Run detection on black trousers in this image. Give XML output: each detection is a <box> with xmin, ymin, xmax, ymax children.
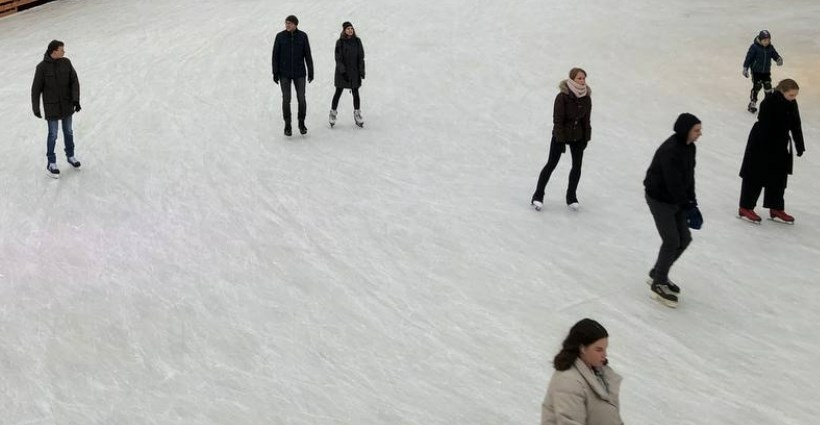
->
<box><xmin>646</xmin><ymin>195</ymin><xmax>692</xmax><ymax>284</ymax></box>
<box><xmin>750</xmin><ymin>72</ymin><xmax>772</xmax><ymax>103</ymax></box>
<box><xmin>331</xmin><ymin>87</ymin><xmax>360</xmax><ymax>110</ymax></box>
<box><xmin>280</xmin><ymin>76</ymin><xmax>307</xmax><ymax>124</ymax></box>
<box><xmin>532</xmin><ymin>137</ymin><xmax>587</xmax><ymax>204</ymax></box>
<box><xmin>740</xmin><ymin>175</ymin><xmax>786</xmax><ymax>210</ymax></box>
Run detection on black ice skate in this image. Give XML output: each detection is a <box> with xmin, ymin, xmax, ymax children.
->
<box><xmin>354</xmin><ymin>110</ymin><xmax>364</xmax><ymax>128</ymax></box>
<box><xmin>284</xmin><ymin>123</ymin><xmax>292</xmax><ymax>137</ymax></box>
<box><xmin>299</xmin><ymin>121</ymin><xmax>308</xmax><ymax>135</ymax></box>
<box><xmin>67</xmin><ymin>156</ymin><xmax>81</xmax><ymax>168</ymax></box>
<box><xmin>747</xmin><ymin>101</ymin><xmax>757</xmax><ymax>113</ymax></box>
<box><xmin>650</xmin><ymin>282</ymin><xmax>679</xmax><ymax>308</ymax></box>
<box><xmin>46</xmin><ymin>163</ymin><xmax>60</xmax><ymax>179</ymax></box>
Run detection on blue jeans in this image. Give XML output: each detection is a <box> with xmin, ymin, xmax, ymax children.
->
<box><xmin>47</xmin><ymin>114</ymin><xmax>75</xmax><ymax>163</ymax></box>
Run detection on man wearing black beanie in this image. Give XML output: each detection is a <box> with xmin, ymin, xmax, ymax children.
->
<box><xmin>642</xmin><ymin>113</ymin><xmax>703</xmax><ymax>308</ymax></box>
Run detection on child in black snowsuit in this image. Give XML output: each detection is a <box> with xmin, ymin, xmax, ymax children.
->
<box><xmin>743</xmin><ymin>30</ymin><xmax>783</xmax><ymax>113</ymax></box>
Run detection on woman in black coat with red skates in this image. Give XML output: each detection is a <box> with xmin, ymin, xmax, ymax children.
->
<box><xmin>738</xmin><ymin>78</ymin><xmax>805</xmax><ymax>224</ymax></box>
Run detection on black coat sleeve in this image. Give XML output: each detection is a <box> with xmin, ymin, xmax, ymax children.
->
<box><xmin>31</xmin><ymin>64</ymin><xmax>44</xmax><ymax>114</ymax></box>
<box><xmin>552</xmin><ymin>94</ymin><xmax>566</xmax><ymax>142</ymax></box>
<box><xmin>792</xmin><ymin>101</ymin><xmax>805</xmax><ymax>155</ymax></box>
<box><xmin>583</xmin><ymin>97</ymin><xmax>591</xmax><ymax>142</ymax></box>
<box><xmin>358</xmin><ymin>39</ymin><xmax>365</xmax><ymax>78</ymax></box>
<box><xmin>304</xmin><ymin>34</ymin><xmax>314</xmax><ymax>80</ymax></box>
<box><xmin>660</xmin><ymin>149</ymin><xmax>689</xmax><ymax>206</ymax></box>
<box><xmin>271</xmin><ymin>34</ymin><xmax>280</xmax><ymax>75</ymax></box>
<box><xmin>69</xmin><ymin>61</ymin><xmax>80</xmax><ymax>103</ymax></box>
<box><xmin>334</xmin><ymin>39</ymin><xmax>345</xmax><ymax>75</ymax></box>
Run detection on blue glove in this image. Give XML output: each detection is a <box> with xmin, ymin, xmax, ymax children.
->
<box><xmin>686</xmin><ymin>205</ymin><xmax>703</xmax><ymax>230</ymax></box>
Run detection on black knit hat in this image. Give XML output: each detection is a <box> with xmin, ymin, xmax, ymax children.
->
<box><xmin>342</xmin><ymin>21</ymin><xmax>353</xmax><ymax>29</ymax></box>
<box><xmin>673</xmin><ymin>113</ymin><xmax>702</xmax><ymax>138</ymax></box>
<box><xmin>286</xmin><ymin>15</ymin><xmax>299</xmax><ymax>26</ymax></box>
<box><xmin>758</xmin><ymin>30</ymin><xmax>771</xmax><ymax>40</ymax></box>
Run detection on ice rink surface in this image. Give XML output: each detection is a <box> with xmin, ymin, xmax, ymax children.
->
<box><xmin>1</xmin><ymin>1</ymin><xmax>819</xmax><ymax>423</ymax></box>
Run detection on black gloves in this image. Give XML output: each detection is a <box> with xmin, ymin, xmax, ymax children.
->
<box><xmin>360</xmin><ymin>73</ymin><xmax>365</xmax><ymax>80</ymax></box>
<box><xmin>73</xmin><ymin>102</ymin><xmax>81</xmax><ymax>113</ymax></box>
<box><xmin>308</xmin><ymin>76</ymin><xmax>314</xmax><ymax>83</ymax></box>
<box><xmin>273</xmin><ymin>74</ymin><xmax>279</xmax><ymax>84</ymax></box>
<box><xmin>33</xmin><ymin>110</ymin><xmax>42</xmax><ymax>118</ymax></box>
<box><xmin>797</xmin><ymin>149</ymin><xmax>804</xmax><ymax>157</ymax></box>
<box><xmin>685</xmin><ymin>202</ymin><xmax>703</xmax><ymax>230</ymax></box>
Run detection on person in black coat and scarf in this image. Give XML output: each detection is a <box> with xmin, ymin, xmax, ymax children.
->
<box><xmin>643</xmin><ymin>113</ymin><xmax>703</xmax><ymax>308</ymax></box>
<box><xmin>329</xmin><ymin>21</ymin><xmax>365</xmax><ymax>128</ymax></box>
<box><xmin>272</xmin><ymin>15</ymin><xmax>314</xmax><ymax>136</ymax></box>
<box><xmin>738</xmin><ymin>78</ymin><xmax>805</xmax><ymax>224</ymax></box>
<box><xmin>531</xmin><ymin>68</ymin><xmax>592</xmax><ymax>211</ymax></box>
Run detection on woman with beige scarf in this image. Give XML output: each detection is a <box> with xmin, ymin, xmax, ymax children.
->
<box><xmin>541</xmin><ymin>318</ymin><xmax>624</xmax><ymax>425</ymax></box>
<box><xmin>531</xmin><ymin>68</ymin><xmax>592</xmax><ymax>211</ymax></box>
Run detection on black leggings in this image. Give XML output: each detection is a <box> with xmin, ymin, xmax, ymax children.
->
<box><xmin>332</xmin><ymin>87</ymin><xmax>360</xmax><ymax>110</ymax></box>
<box><xmin>532</xmin><ymin>137</ymin><xmax>587</xmax><ymax>204</ymax></box>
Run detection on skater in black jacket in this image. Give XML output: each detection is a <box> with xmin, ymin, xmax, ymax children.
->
<box><xmin>643</xmin><ymin>113</ymin><xmax>703</xmax><ymax>308</ymax></box>
<box><xmin>738</xmin><ymin>79</ymin><xmax>804</xmax><ymax>224</ymax></box>
<box><xmin>329</xmin><ymin>21</ymin><xmax>365</xmax><ymax>128</ymax></box>
<box><xmin>31</xmin><ymin>40</ymin><xmax>82</xmax><ymax>178</ymax></box>
<box><xmin>531</xmin><ymin>68</ymin><xmax>592</xmax><ymax>211</ymax></box>
<box><xmin>272</xmin><ymin>15</ymin><xmax>314</xmax><ymax>136</ymax></box>
<box><xmin>743</xmin><ymin>30</ymin><xmax>783</xmax><ymax>113</ymax></box>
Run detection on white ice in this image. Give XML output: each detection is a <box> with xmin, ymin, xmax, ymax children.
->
<box><xmin>1</xmin><ymin>0</ymin><xmax>819</xmax><ymax>424</ymax></box>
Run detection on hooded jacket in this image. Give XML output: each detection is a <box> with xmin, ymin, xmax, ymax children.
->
<box><xmin>644</xmin><ymin>114</ymin><xmax>699</xmax><ymax>206</ymax></box>
<box><xmin>31</xmin><ymin>53</ymin><xmax>80</xmax><ymax>120</ymax></box>
<box><xmin>334</xmin><ymin>36</ymin><xmax>365</xmax><ymax>89</ymax></box>
<box><xmin>743</xmin><ymin>37</ymin><xmax>781</xmax><ymax>74</ymax></box>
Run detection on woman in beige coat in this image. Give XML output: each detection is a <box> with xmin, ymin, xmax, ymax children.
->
<box><xmin>541</xmin><ymin>318</ymin><xmax>624</xmax><ymax>425</ymax></box>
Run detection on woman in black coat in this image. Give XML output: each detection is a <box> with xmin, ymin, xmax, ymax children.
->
<box><xmin>738</xmin><ymin>78</ymin><xmax>805</xmax><ymax>224</ymax></box>
<box><xmin>531</xmin><ymin>68</ymin><xmax>592</xmax><ymax>211</ymax></box>
<box><xmin>329</xmin><ymin>21</ymin><xmax>365</xmax><ymax>128</ymax></box>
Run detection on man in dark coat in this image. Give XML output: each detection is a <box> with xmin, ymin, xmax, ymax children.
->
<box><xmin>643</xmin><ymin>113</ymin><xmax>703</xmax><ymax>307</ymax></box>
<box><xmin>742</xmin><ymin>30</ymin><xmax>782</xmax><ymax>113</ymax></box>
<box><xmin>31</xmin><ymin>39</ymin><xmax>82</xmax><ymax>177</ymax></box>
<box><xmin>272</xmin><ymin>15</ymin><xmax>314</xmax><ymax>136</ymax></box>
<box><xmin>738</xmin><ymin>79</ymin><xmax>804</xmax><ymax>223</ymax></box>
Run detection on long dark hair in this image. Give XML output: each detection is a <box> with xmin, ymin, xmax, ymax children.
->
<box><xmin>553</xmin><ymin>318</ymin><xmax>608</xmax><ymax>371</ymax></box>
<box><xmin>339</xmin><ymin>28</ymin><xmax>357</xmax><ymax>40</ymax></box>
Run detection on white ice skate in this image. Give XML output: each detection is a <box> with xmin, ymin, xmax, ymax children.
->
<box><xmin>354</xmin><ymin>109</ymin><xmax>364</xmax><ymax>128</ymax></box>
<box><xmin>531</xmin><ymin>200</ymin><xmax>543</xmax><ymax>211</ymax></box>
<box><xmin>329</xmin><ymin>109</ymin><xmax>337</xmax><ymax>128</ymax></box>
<box><xmin>568</xmin><ymin>202</ymin><xmax>580</xmax><ymax>211</ymax></box>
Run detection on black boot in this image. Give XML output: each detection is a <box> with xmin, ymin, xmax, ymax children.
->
<box><xmin>284</xmin><ymin>123</ymin><xmax>292</xmax><ymax>137</ymax></box>
<box><xmin>298</xmin><ymin>120</ymin><xmax>307</xmax><ymax>135</ymax></box>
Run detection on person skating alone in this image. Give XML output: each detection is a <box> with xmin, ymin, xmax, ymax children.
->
<box><xmin>540</xmin><ymin>318</ymin><xmax>624</xmax><ymax>425</ymax></box>
<box><xmin>743</xmin><ymin>30</ymin><xmax>783</xmax><ymax>113</ymax></box>
<box><xmin>738</xmin><ymin>79</ymin><xmax>805</xmax><ymax>224</ymax></box>
<box><xmin>272</xmin><ymin>15</ymin><xmax>314</xmax><ymax>136</ymax></box>
<box><xmin>329</xmin><ymin>21</ymin><xmax>365</xmax><ymax>128</ymax></box>
<box><xmin>643</xmin><ymin>113</ymin><xmax>704</xmax><ymax>308</ymax></box>
<box><xmin>531</xmin><ymin>68</ymin><xmax>592</xmax><ymax>211</ymax></box>
<box><xmin>31</xmin><ymin>39</ymin><xmax>82</xmax><ymax>178</ymax></box>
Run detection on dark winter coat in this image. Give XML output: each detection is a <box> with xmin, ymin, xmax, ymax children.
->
<box><xmin>743</xmin><ymin>38</ymin><xmax>781</xmax><ymax>73</ymax></box>
<box><xmin>272</xmin><ymin>29</ymin><xmax>314</xmax><ymax>80</ymax></box>
<box><xmin>553</xmin><ymin>81</ymin><xmax>591</xmax><ymax>143</ymax></box>
<box><xmin>334</xmin><ymin>37</ymin><xmax>365</xmax><ymax>89</ymax></box>
<box><xmin>740</xmin><ymin>91</ymin><xmax>805</xmax><ymax>181</ymax></box>
<box><xmin>644</xmin><ymin>134</ymin><xmax>697</xmax><ymax>206</ymax></box>
<box><xmin>31</xmin><ymin>54</ymin><xmax>80</xmax><ymax>120</ymax></box>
